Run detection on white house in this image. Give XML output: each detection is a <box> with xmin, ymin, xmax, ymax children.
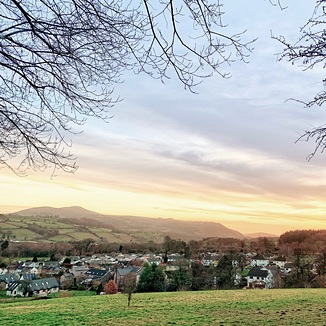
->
<box><xmin>70</xmin><ymin>264</ymin><xmax>89</xmax><ymax>277</ymax></box>
<box><xmin>273</xmin><ymin>256</ymin><xmax>287</xmax><ymax>269</ymax></box>
<box><xmin>201</xmin><ymin>254</ymin><xmax>213</xmax><ymax>267</ymax></box>
<box><xmin>246</xmin><ymin>267</ymin><xmax>274</xmax><ymax>288</ymax></box>
<box><xmin>250</xmin><ymin>254</ymin><xmax>269</xmax><ymax>267</ymax></box>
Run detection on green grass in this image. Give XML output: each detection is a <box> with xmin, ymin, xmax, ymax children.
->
<box><xmin>0</xmin><ymin>222</ymin><xmax>21</xmax><ymax>228</ymax></box>
<box><xmin>1</xmin><ymin>289</ymin><xmax>326</xmax><ymax>325</ymax></box>
<box><xmin>56</xmin><ymin>227</ymin><xmax>76</xmax><ymax>233</ymax></box>
<box><xmin>111</xmin><ymin>233</ymin><xmax>134</xmax><ymax>242</ymax></box>
<box><xmin>86</xmin><ymin>227</ymin><xmax>122</xmax><ymax>242</ymax></box>
<box><xmin>10</xmin><ymin>228</ymin><xmax>39</xmax><ymax>240</ymax></box>
<box><xmin>48</xmin><ymin>234</ymin><xmax>74</xmax><ymax>241</ymax></box>
<box><xmin>92</xmin><ymin>232</ymin><xmax>122</xmax><ymax>242</ymax></box>
<box><xmin>88</xmin><ymin>227</ymin><xmax>113</xmax><ymax>233</ymax></box>
<box><xmin>68</xmin><ymin>232</ymin><xmax>99</xmax><ymax>241</ymax></box>
<box><xmin>0</xmin><ymin>214</ymin><xmax>172</xmax><ymax>243</ymax></box>
<box><xmin>130</xmin><ymin>231</ymin><xmax>163</xmax><ymax>243</ymax></box>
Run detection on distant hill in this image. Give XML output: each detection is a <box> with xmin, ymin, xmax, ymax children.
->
<box><xmin>16</xmin><ymin>206</ymin><xmax>102</xmax><ymax>219</ymax></box>
<box><xmin>10</xmin><ymin>206</ymin><xmax>245</xmax><ymax>242</ymax></box>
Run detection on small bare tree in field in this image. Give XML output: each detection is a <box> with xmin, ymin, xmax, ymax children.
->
<box><xmin>124</xmin><ymin>273</ymin><xmax>137</xmax><ymax>307</ymax></box>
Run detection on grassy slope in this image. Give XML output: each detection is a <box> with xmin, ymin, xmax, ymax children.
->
<box><xmin>0</xmin><ymin>215</ymin><xmax>137</xmax><ymax>243</ymax></box>
<box><xmin>3</xmin><ymin>213</ymin><xmax>243</xmax><ymax>243</ymax></box>
<box><xmin>1</xmin><ymin>289</ymin><xmax>326</xmax><ymax>325</ymax></box>
<box><xmin>14</xmin><ymin>206</ymin><xmax>245</xmax><ymax>241</ymax></box>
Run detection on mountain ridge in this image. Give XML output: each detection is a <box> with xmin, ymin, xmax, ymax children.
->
<box><xmin>13</xmin><ymin>206</ymin><xmax>245</xmax><ymax>241</ymax></box>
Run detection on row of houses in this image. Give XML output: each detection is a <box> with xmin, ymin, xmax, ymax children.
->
<box><xmin>6</xmin><ymin>278</ymin><xmax>59</xmax><ymax>297</ymax></box>
<box><xmin>244</xmin><ymin>254</ymin><xmax>295</xmax><ymax>289</ymax></box>
<box><xmin>200</xmin><ymin>253</ymin><xmax>295</xmax><ymax>289</ymax></box>
<box><xmin>0</xmin><ymin>258</ymin><xmax>143</xmax><ymax>297</ymax></box>
<box><xmin>0</xmin><ymin>252</ymin><xmax>296</xmax><ymax>296</ymax></box>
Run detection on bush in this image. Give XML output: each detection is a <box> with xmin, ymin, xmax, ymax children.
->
<box><xmin>104</xmin><ymin>280</ymin><xmax>118</xmax><ymax>294</ymax></box>
<box><xmin>59</xmin><ymin>291</ymin><xmax>72</xmax><ymax>298</ymax></box>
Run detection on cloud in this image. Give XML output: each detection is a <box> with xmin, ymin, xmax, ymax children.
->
<box><xmin>2</xmin><ymin>1</ymin><xmax>325</xmax><ymax>235</ymax></box>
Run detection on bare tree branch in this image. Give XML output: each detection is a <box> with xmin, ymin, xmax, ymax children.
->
<box><xmin>273</xmin><ymin>0</ymin><xmax>326</xmax><ymax>159</ymax></box>
<box><xmin>0</xmin><ymin>0</ymin><xmax>255</xmax><ymax>173</ymax></box>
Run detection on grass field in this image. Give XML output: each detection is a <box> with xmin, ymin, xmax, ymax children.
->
<box><xmin>1</xmin><ymin>289</ymin><xmax>326</xmax><ymax>325</ymax></box>
<box><xmin>0</xmin><ymin>214</ymin><xmax>162</xmax><ymax>243</ymax></box>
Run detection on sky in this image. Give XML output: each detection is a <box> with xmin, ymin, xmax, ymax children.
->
<box><xmin>1</xmin><ymin>0</ymin><xmax>326</xmax><ymax>236</ymax></box>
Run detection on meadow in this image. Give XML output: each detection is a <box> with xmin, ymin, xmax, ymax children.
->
<box><xmin>1</xmin><ymin>289</ymin><xmax>326</xmax><ymax>325</ymax></box>
<box><xmin>0</xmin><ymin>214</ymin><xmax>133</xmax><ymax>243</ymax></box>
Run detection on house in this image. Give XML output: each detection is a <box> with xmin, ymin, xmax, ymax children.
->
<box><xmin>144</xmin><ymin>256</ymin><xmax>162</xmax><ymax>266</ymax></box>
<box><xmin>20</xmin><ymin>273</ymin><xmax>37</xmax><ymax>281</ymax></box>
<box><xmin>164</xmin><ymin>254</ymin><xmax>190</xmax><ymax>271</ymax></box>
<box><xmin>83</xmin><ymin>269</ymin><xmax>111</xmax><ymax>288</ymax></box>
<box><xmin>70</xmin><ymin>264</ymin><xmax>89</xmax><ymax>278</ymax></box>
<box><xmin>250</xmin><ymin>254</ymin><xmax>269</xmax><ymax>267</ymax></box>
<box><xmin>60</xmin><ymin>272</ymin><xmax>75</xmax><ymax>290</ymax></box>
<box><xmin>282</xmin><ymin>262</ymin><xmax>294</xmax><ymax>274</ymax></box>
<box><xmin>18</xmin><ymin>262</ymin><xmax>39</xmax><ymax>276</ymax></box>
<box><xmin>273</xmin><ymin>256</ymin><xmax>287</xmax><ymax>269</ymax></box>
<box><xmin>38</xmin><ymin>261</ymin><xmax>62</xmax><ymax>277</ymax></box>
<box><xmin>0</xmin><ymin>273</ymin><xmax>19</xmax><ymax>290</ymax></box>
<box><xmin>0</xmin><ymin>267</ymin><xmax>8</xmax><ymax>275</ymax></box>
<box><xmin>114</xmin><ymin>266</ymin><xmax>141</xmax><ymax>291</ymax></box>
<box><xmin>201</xmin><ymin>254</ymin><xmax>219</xmax><ymax>267</ymax></box>
<box><xmin>6</xmin><ymin>277</ymin><xmax>59</xmax><ymax>297</ymax></box>
<box><xmin>167</xmin><ymin>253</ymin><xmax>183</xmax><ymax>263</ymax></box>
<box><xmin>115</xmin><ymin>254</ymin><xmax>126</xmax><ymax>263</ymax></box>
<box><xmin>39</xmin><ymin>265</ymin><xmax>62</xmax><ymax>278</ymax></box>
<box><xmin>85</xmin><ymin>268</ymin><xmax>109</xmax><ymax>279</ymax></box>
<box><xmin>246</xmin><ymin>267</ymin><xmax>274</xmax><ymax>288</ymax></box>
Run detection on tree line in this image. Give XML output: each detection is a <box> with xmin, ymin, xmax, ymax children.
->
<box><xmin>1</xmin><ymin>230</ymin><xmax>325</xmax><ymax>260</ymax></box>
<box><xmin>3</xmin><ymin>229</ymin><xmax>326</xmax><ymax>291</ymax></box>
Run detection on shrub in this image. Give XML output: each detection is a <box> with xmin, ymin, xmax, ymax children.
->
<box><xmin>104</xmin><ymin>280</ymin><xmax>118</xmax><ymax>294</ymax></box>
<box><xmin>59</xmin><ymin>291</ymin><xmax>71</xmax><ymax>298</ymax></box>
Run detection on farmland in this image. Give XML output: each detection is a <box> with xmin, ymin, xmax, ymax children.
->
<box><xmin>0</xmin><ymin>206</ymin><xmax>246</xmax><ymax>244</ymax></box>
<box><xmin>0</xmin><ymin>214</ymin><xmax>142</xmax><ymax>243</ymax></box>
<box><xmin>1</xmin><ymin>289</ymin><xmax>326</xmax><ymax>325</ymax></box>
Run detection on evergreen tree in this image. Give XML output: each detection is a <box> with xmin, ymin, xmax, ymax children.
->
<box><xmin>214</xmin><ymin>254</ymin><xmax>236</xmax><ymax>289</ymax></box>
<box><xmin>137</xmin><ymin>264</ymin><xmax>166</xmax><ymax>293</ymax></box>
<box><xmin>166</xmin><ymin>268</ymin><xmax>192</xmax><ymax>291</ymax></box>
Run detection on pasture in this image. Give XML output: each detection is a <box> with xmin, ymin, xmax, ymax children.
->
<box><xmin>1</xmin><ymin>289</ymin><xmax>326</xmax><ymax>325</ymax></box>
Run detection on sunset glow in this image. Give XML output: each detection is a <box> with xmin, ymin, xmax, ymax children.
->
<box><xmin>1</xmin><ymin>1</ymin><xmax>326</xmax><ymax>236</ymax></box>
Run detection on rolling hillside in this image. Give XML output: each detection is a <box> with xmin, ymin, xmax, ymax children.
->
<box><xmin>0</xmin><ymin>206</ymin><xmax>245</xmax><ymax>243</ymax></box>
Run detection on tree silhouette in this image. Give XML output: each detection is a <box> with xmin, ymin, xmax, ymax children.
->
<box><xmin>0</xmin><ymin>240</ymin><xmax>9</xmax><ymax>251</ymax></box>
<box><xmin>274</xmin><ymin>1</ymin><xmax>326</xmax><ymax>158</ymax></box>
<box><xmin>0</xmin><ymin>0</ymin><xmax>254</xmax><ymax>174</ymax></box>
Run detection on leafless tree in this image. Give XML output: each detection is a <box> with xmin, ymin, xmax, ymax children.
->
<box><xmin>0</xmin><ymin>0</ymin><xmax>255</xmax><ymax>174</ymax></box>
<box><xmin>4</xmin><ymin>0</ymin><xmax>321</xmax><ymax>171</ymax></box>
<box><xmin>274</xmin><ymin>1</ymin><xmax>326</xmax><ymax>159</ymax></box>
<box><xmin>123</xmin><ymin>273</ymin><xmax>137</xmax><ymax>307</ymax></box>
